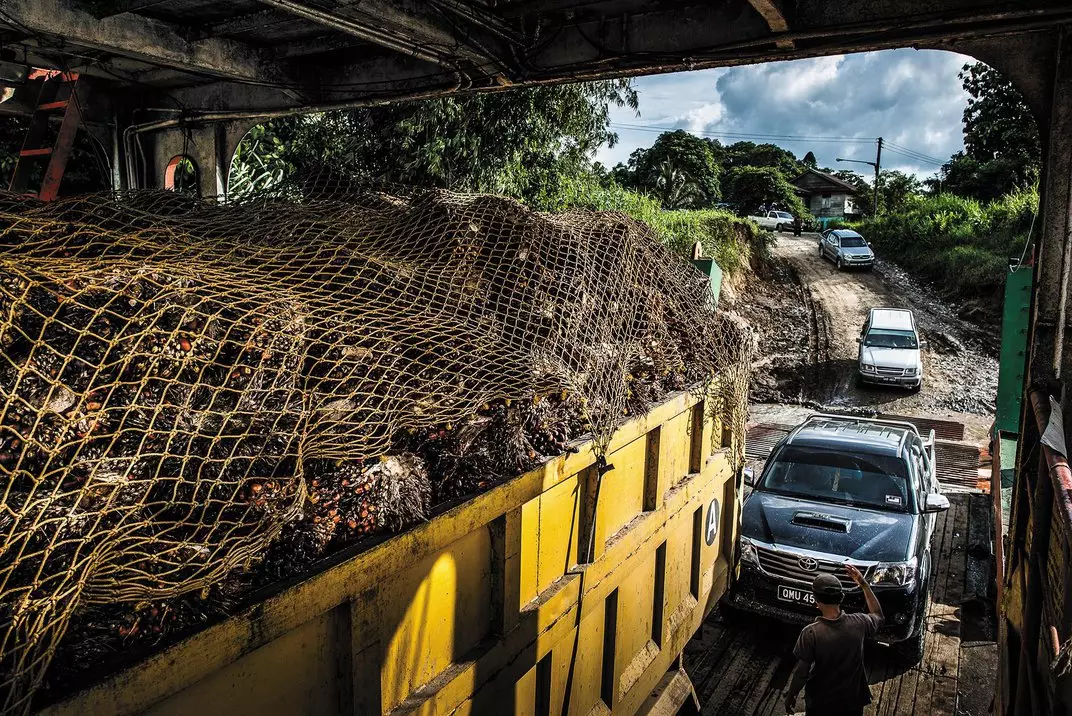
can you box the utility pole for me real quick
[837,136,883,216]
[874,137,883,215]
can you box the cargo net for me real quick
[0,181,751,713]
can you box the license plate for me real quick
[777,585,815,605]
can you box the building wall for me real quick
[808,192,855,218]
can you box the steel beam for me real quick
[205,9,297,38]
[91,0,168,18]
[746,0,794,48]
[254,0,507,71]
[1,0,285,85]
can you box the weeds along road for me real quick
[742,232,999,418]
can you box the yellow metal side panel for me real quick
[538,476,580,595]
[660,410,691,487]
[616,553,657,701]
[663,508,696,640]
[146,605,349,716]
[601,436,646,539]
[521,497,541,605]
[568,603,610,716]
[515,660,538,716]
[381,527,492,711]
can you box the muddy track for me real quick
[793,263,835,401]
[742,234,999,417]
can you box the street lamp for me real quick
[836,137,883,215]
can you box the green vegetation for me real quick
[228,82,768,277]
[547,173,769,276]
[612,129,721,209]
[932,63,1041,201]
[854,187,1036,300]
[723,166,808,219]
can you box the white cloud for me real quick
[596,49,976,179]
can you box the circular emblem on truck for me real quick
[705,498,719,546]
[798,557,819,572]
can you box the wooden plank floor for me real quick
[683,493,996,715]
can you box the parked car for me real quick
[819,228,874,270]
[727,414,949,663]
[748,210,796,231]
[857,308,924,390]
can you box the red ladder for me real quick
[8,70,83,201]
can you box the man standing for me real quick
[783,565,884,716]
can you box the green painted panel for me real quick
[690,258,723,306]
[996,264,1033,435]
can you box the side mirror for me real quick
[868,241,874,248]
[743,467,756,487]
[855,337,861,343]
[924,493,950,513]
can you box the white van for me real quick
[857,308,923,390]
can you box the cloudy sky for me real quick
[595,49,972,180]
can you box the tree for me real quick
[878,170,922,213]
[802,151,818,169]
[935,63,1040,200]
[654,159,703,209]
[620,130,720,209]
[719,141,804,177]
[230,80,638,205]
[724,166,808,217]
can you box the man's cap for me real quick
[812,573,843,597]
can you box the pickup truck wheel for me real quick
[892,588,930,665]
[836,256,843,270]
[775,223,784,232]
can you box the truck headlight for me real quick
[905,367,918,376]
[862,363,877,373]
[869,558,917,586]
[740,537,760,567]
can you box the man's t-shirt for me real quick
[793,611,882,710]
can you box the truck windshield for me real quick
[775,212,793,220]
[760,445,913,512]
[840,236,867,248]
[864,328,918,349]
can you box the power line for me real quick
[883,141,947,165]
[609,123,951,168]
[609,122,877,143]
[883,146,947,167]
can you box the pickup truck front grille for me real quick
[875,366,907,376]
[755,545,860,591]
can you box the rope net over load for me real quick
[0,183,752,713]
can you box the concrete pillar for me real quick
[133,119,256,199]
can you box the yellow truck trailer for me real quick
[39,389,740,716]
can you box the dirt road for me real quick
[688,233,1000,716]
[742,233,999,417]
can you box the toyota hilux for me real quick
[726,414,949,662]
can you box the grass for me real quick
[852,187,1037,304]
[544,173,770,278]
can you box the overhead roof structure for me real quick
[0,0,1069,121]
[791,168,861,196]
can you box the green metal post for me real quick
[996,262,1033,434]
[690,257,723,306]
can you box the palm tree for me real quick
[655,159,702,209]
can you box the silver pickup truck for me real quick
[748,210,796,231]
